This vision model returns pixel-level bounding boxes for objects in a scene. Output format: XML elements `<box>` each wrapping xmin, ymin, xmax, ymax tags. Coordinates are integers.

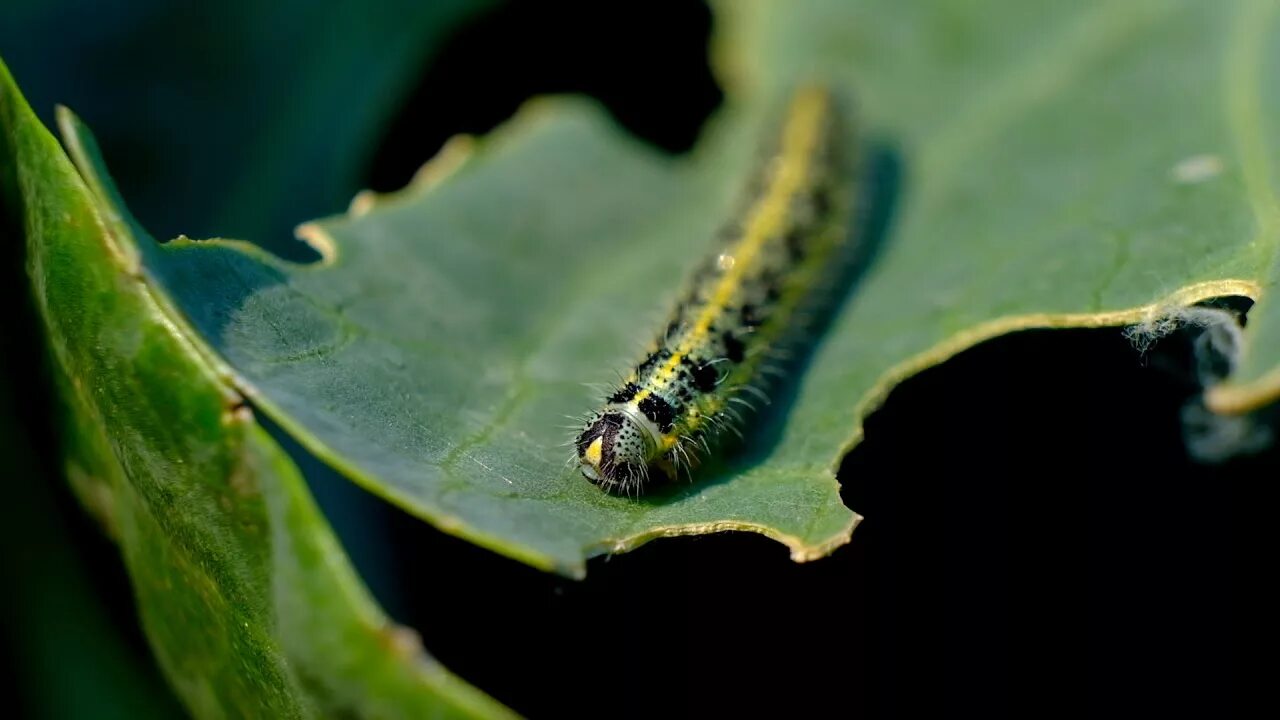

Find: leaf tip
<box><xmin>789</xmin><ymin>512</ymin><xmax>861</xmax><ymax>563</ymax></box>
<box><xmin>1205</xmin><ymin>373</ymin><xmax>1280</xmax><ymax>415</ymax></box>
<box><xmin>220</xmin><ymin>400</ymin><xmax>254</xmax><ymax>427</ymax></box>
<box><xmin>349</xmin><ymin>133</ymin><xmax>477</xmax><ymax>218</ymax></box>
<box><xmin>294</xmin><ymin>221</ymin><xmax>338</xmax><ymax>265</ymax></box>
<box><xmin>378</xmin><ymin>622</ymin><xmax>426</xmax><ymax>662</ymax></box>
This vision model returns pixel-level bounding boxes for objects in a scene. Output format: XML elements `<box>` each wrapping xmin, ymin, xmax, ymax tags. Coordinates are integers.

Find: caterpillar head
<box><xmin>575</xmin><ymin>409</ymin><xmax>656</xmax><ymax>494</ymax></box>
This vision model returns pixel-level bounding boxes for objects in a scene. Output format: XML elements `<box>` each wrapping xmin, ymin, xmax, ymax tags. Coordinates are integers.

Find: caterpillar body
<box><xmin>575</xmin><ymin>84</ymin><xmax>858</xmax><ymax>495</ymax></box>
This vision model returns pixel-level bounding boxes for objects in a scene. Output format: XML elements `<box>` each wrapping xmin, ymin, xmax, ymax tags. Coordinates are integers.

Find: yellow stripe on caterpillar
<box><xmin>574</xmin><ymin>83</ymin><xmax>857</xmax><ymax>496</ymax></box>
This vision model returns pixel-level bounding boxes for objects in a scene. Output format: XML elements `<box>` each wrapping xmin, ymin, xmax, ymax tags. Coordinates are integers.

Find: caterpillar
<box><xmin>575</xmin><ymin>84</ymin><xmax>858</xmax><ymax>495</ymax></box>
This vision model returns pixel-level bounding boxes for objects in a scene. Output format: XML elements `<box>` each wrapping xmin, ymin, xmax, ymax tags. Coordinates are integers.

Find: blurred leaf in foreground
<box><xmin>1</xmin><ymin>59</ymin><xmax>512</xmax><ymax>719</ymax></box>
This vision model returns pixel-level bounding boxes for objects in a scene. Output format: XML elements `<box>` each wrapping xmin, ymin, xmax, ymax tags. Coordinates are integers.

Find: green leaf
<box><xmin>1</xmin><ymin>59</ymin><xmax>512</xmax><ymax>719</ymax></box>
<box><xmin>136</xmin><ymin>104</ymin><xmax>860</xmax><ymax>578</ymax></box>
<box><xmin>94</xmin><ymin>0</ymin><xmax>1279</xmax><ymax>577</ymax></box>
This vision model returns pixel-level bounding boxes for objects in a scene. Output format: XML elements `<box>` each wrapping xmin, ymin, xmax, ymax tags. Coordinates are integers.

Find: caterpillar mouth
<box><xmin>575</xmin><ymin>411</ymin><xmax>653</xmax><ymax>491</ymax></box>
<box><xmin>576</xmin><ymin>412</ymin><xmax>622</xmax><ymax>484</ymax></box>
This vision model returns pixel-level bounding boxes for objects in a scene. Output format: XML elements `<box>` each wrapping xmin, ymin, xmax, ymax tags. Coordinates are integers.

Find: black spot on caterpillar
<box><xmin>575</xmin><ymin>84</ymin><xmax>859</xmax><ymax>495</ymax></box>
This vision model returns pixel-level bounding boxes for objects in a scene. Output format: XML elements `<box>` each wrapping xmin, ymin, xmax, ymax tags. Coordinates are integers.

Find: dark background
<box><xmin>1</xmin><ymin>1</ymin><xmax>1257</xmax><ymax>717</ymax></box>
